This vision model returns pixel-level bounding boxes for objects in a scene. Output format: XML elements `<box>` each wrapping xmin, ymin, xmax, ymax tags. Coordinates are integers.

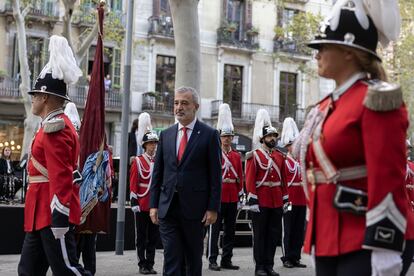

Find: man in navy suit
<box><xmin>150</xmin><ymin>86</ymin><xmax>222</xmax><ymax>276</ymax></box>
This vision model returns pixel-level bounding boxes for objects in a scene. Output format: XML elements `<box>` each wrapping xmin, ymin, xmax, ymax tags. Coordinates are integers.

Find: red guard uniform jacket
<box><xmin>24</xmin><ymin>111</ymin><xmax>81</xmax><ymax>232</ymax></box>
<box><xmin>405</xmin><ymin>160</ymin><xmax>414</xmax><ymax>240</ymax></box>
<box><xmin>284</xmin><ymin>154</ymin><xmax>306</xmax><ymax>206</ymax></box>
<box><xmin>130</xmin><ymin>154</ymin><xmax>154</xmax><ymax>212</ymax></box>
<box><xmin>303</xmin><ymin>79</ymin><xmax>408</xmax><ymax>256</ymax></box>
<box><xmin>221</xmin><ymin>149</ymin><xmax>243</xmax><ymax>203</ymax></box>
<box><xmin>245</xmin><ymin>148</ymin><xmax>287</xmax><ymax>208</ymax></box>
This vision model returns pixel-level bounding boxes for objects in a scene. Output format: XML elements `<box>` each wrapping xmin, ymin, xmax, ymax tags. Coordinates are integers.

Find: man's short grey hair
<box><xmin>175</xmin><ymin>86</ymin><xmax>199</xmax><ymax>104</ymax></box>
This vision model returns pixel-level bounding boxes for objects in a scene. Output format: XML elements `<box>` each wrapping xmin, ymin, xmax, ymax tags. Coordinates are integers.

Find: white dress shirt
<box><xmin>176</xmin><ymin>117</ymin><xmax>197</xmax><ymax>156</ymax></box>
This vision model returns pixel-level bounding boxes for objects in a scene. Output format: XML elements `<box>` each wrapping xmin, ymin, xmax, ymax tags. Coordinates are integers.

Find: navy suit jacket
<box><xmin>150</xmin><ymin>120</ymin><xmax>222</xmax><ymax>220</ymax></box>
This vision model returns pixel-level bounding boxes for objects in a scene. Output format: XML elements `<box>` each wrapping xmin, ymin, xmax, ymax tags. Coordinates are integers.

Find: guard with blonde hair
<box><xmin>293</xmin><ymin>1</ymin><xmax>408</xmax><ymax>275</ymax></box>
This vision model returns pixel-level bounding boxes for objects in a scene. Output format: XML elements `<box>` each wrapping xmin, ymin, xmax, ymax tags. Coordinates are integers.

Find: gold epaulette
<box><xmin>43</xmin><ymin>118</ymin><xmax>65</xmax><ymax>133</ymax></box>
<box><xmin>245</xmin><ymin>151</ymin><xmax>254</xmax><ymax>160</ymax></box>
<box><xmin>363</xmin><ymin>80</ymin><xmax>403</xmax><ymax>112</ymax></box>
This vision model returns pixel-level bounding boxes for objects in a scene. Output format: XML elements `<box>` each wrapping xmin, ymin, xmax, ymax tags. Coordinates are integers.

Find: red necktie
<box><xmin>177</xmin><ymin>127</ymin><xmax>188</xmax><ymax>162</ymax></box>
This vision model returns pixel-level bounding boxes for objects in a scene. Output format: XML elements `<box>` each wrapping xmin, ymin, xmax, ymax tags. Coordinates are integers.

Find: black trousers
<box><xmin>281</xmin><ymin>205</ymin><xmax>306</xmax><ymax>263</ymax></box>
<box><xmin>159</xmin><ymin>194</ymin><xmax>204</xmax><ymax>276</ymax></box>
<box><xmin>315</xmin><ymin>250</ymin><xmax>371</xmax><ymax>276</ymax></box>
<box><xmin>76</xmin><ymin>233</ymin><xmax>97</xmax><ymax>275</ymax></box>
<box><xmin>251</xmin><ymin>207</ymin><xmax>283</xmax><ymax>271</ymax></box>
<box><xmin>401</xmin><ymin>239</ymin><xmax>414</xmax><ymax>276</ymax></box>
<box><xmin>206</xmin><ymin>202</ymin><xmax>237</xmax><ymax>264</ymax></box>
<box><xmin>134</xmin><ymin>211</ymin><xmax>159</xmax><ymax>269</ymax></box>
<box><xmin>18</xmin><ymin>226</ymin><xmax>91</xmax><ymax>276</ymax></box>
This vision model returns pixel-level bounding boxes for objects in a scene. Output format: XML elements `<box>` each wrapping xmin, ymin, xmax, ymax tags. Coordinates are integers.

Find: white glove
<box><xmin>371</xmin><ymin>249</ymin><xmax>402</xmax><ymax>276</ymax></box>
<box><xmin>51</xmin><ymin>227</ymin><xmax>69</xmax><ymax>239</ymax></box>
<box><xmin>237</xmin><ymin>201</ymin><xmax>243</xmax><ymax>210</ymax></box>
<box><xmin>249</xmin><ymin>204</ymin><xmax>260</xmax><ymax>213</ymax></box>
<box><xmin>131</xmin><ymin>205</ymin><xmax>141</xmax><ymax>213</ymax></box>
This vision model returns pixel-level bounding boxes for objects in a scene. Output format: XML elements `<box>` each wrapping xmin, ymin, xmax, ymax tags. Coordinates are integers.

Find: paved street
<box><xmin>2</xmin><ymin>247</ymin><xmax>413</xmax><ymax>275</ymax></box>
<box><xmin>1</xmin><ymin>247</ymin><xmax>315</xmax><ymax>276</ymax></box>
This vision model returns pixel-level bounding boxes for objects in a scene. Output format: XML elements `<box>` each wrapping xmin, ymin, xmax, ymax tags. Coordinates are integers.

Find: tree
<box><xmin>169</xmin><ymin>0</ymin><xmax>201</xmax><ymax>93</ymax></box>
<box><xmin>381</xmin><ymin>0</ymin><xmax>414</xmax><ymax>136</ymax></box>
<box><xmin>11</xmin><ymin>0</ymin><xmax>124</xmax><ymax>158</ymax></box>
<box><xmin>11</xmin><ymin>0</ymin><xmax>41</xmax><ymax>159</ymax></box>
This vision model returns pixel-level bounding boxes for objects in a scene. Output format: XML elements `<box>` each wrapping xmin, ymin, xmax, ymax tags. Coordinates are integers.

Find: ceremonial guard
<box><xmin>402</xmin><ymin>140</ymin><xmax>414</xmax><ymax>275</ymax></box>
<box><xmin>292</xmin><ymin>1</ymin><xmax>408</xmax><ymax>275</ymax></box>
<box><xmin>279</xmin><ymin>117</ymin><xmax>307</xmax><ymax>269</ymax></box>
<box><xmin>130</xmin><ymin>112</ymin><xmax>159</xmax><ymax>275</ymax></box>
<box><xmin>206</xmin><ymin>103</ymin><xmax>243</xmax><ymax>271</ymax></box>
<box><xmin>245</xmin><ymin>109</ymin><xmax>289</xmax><ymax>276</ymax></box>
<box><xmin>18</xmin><ymin>35</ymin><xmax>90</xmax><ymax>275</ymax></box>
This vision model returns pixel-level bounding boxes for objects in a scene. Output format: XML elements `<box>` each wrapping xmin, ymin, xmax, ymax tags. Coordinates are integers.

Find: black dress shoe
<box><xmin>220</xmin><ymin>261</ymin><xmax>239</xmax><ymax>270</ymax></box>
<box><xmin>209</xmin><ymin>263</ymin><xmax>221</xmax><ymax>271</ymax></box>
<box><xmin>283</xmin><ymin>260</ymin><xmax>294</xmax><ymax>268</ymax></box>
<box><xmin>265</xmin><ymin>269</ymin><xmax>280</xmax><ymax>276</ymax></box>
<box><xmin>139</xmin><ymin>267</ymin><xmax>150</xmax><ymax>275</ymax></box>
<box><xmin>293</xmin><ymin>260</ymin><xmax>307</xmax><ymax>268</ymax></box>
<box><xmin>254</xmin><ymin>269</ymin><xmax>268</xmax><ymax>276</ymax></box>
<box><xmin>147</xmin><ymin>267</ymin><xmax>157</xmax><ymax>274</ymax></box>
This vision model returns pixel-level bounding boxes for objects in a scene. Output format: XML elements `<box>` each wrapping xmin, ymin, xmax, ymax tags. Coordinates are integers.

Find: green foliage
<box><xmin>74</xmin><ymin>0</ymin><xmax>125</xmax><ymax>47</ymax></box>
<box><xmin>381</xmin><ymin>0</ymin><xmax>414</xmax><ymax>135</ymax></box>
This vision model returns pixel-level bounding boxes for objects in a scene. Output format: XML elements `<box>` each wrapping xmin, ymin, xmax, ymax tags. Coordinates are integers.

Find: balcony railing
<box><xmin>211</xmin><ymin>100</ymin><xmax>279</xmax><ymax>122</ymax></box>
<box><xmin>68</xmin><ymin>85</ymin><xmax>122</xmax><ymax>109</ymax></box>
<box><xmin>217</xmin><ymin>27</ymin><xmax>259</xmax><ymax>50</ymax></box>
<box><xmin>0</xmin><ymin>79</ymin><xmax>122</xmax><ymax>109</ymax></box>
<box><xmin>211</xmin><ymin>100</ymin><xmax>306</xmax><ymax>126</ymax></box>
<box><xmin>0</xmin><ymin>78</ymin><xmax>20</xmax><ymax>98</ymax></box>
<box><xmin>141</xmin><ymin>92</ymin><xmax>174</xmax><ymax>116</ymax></box>
<box><xmin>148</xmin><ymin>15</ymin><xmax>174</xmax><ymax>39</ymax></box>
<box><xmin>273</xmin><ymin>38</ymin><xmax>312</xmax><ymax>56</ymax></box>
<box><xmin>4</xmin><ymin>1</ymin><xmax>59</xmax><ymax>18</ymax></box>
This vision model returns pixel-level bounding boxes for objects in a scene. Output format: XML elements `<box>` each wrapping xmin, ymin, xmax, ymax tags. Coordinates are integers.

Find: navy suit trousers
<box><xmin>159</xmin><ymin>194</ymin><xmax>204</xmax><ymax>276</ymax></box>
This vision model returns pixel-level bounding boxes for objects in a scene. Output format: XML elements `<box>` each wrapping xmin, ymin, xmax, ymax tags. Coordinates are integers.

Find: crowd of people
<box><xmin>13</xmin><ymin>0</ymin><xmax>414</xmax><ymax>276</ymax></box>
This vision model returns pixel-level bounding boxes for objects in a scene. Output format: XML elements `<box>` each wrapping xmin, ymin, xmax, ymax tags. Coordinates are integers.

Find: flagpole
<box><xmin>115</xmin><ymin>0</ymin><xmax>133</xmax><ymax>255</ymax></box>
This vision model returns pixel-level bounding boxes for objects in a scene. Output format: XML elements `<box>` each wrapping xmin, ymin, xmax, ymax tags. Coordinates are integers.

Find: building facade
<box><xmin>0</xmin><ymin>0</ymin><xmax>333</xmax><ymax>158</ymax></box>
<box><xmin>129</xmin><ymin>0</ymin><xmax>333</xmax><ymax>153</ymax></box>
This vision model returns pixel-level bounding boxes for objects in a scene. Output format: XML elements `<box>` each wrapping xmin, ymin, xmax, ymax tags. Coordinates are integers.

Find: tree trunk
<box><xmin>12</xmin><ymin>0</ymin><xmax>41</xmax><ymax>159</ymax></box>
<box><xmin>61</xmin><ymin>0</ymin><xmax>77</xmax><ymax>50</ymax></box>
<box><xmin>169</xmin><ymin>0</ymin><xmax>201</xmax><ymax>93</ymax></box>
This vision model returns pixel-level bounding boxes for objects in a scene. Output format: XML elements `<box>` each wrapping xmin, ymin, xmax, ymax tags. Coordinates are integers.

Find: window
<box><xmin>109</xmin><ymin>0</ymin><xmax>122</xmax><ymax>11</ymax></box>
<box><xmin>223</xmin><ymin>64</ymin><xmax>243</xmax><ymax>118</ymax></box>
<box><xmin>226</xmin><ymin>0</ymin><xmax>245</xmax><ymax>40</ymax></box>
<box><xmin>279</xmin><ymin>72</ymin><xmax>297</xmax><ymax>121</ymax></box>
<box><xmin>112</xmin><ymin>49</ymin><xmax>121</xmax><ymax>87</ymax></box>
<box><xmin>12</xmin><ymin>36</ymin><xmax>47</xmax><ymax>85</ymax></box>
<box><xmin>160</xmin><ymin>0</ymin><xmax>171</xmax><ymax>16</ymax></box>
<box><xmin>155</xmin><ymin>55</ymin><xmax>176</xmax><ymax>94</ymax></box>
<box><xmin>279</xmin><ymin>8</ymin><xmax>299</xmax><ymax>39</ymax></box>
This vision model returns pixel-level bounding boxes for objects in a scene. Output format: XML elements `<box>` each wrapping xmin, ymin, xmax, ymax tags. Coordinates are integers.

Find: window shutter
<box><xmin>222</xmin><ymin>0</ymin><xmax>228</xmax><ymax>21</ymax></box>
<box><xmin>245</xmin><ymin>0</ymin><xmax>252</xmax><ymax>28</ymax></box>
<box><xmin>153</xmin><ymin>0</ymin><xmax>160</xmax><ymax>17</ymax></box>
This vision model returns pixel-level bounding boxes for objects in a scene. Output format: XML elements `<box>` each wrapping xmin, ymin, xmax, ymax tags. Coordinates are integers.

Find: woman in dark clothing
<box><xmin>0</xmin><ymin>146</ymin><xmax>15</xmax><ymax>200</ymax></box>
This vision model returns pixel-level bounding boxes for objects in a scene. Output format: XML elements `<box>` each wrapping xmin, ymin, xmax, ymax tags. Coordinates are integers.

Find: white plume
<box><xmin>252</xmin><ymin>109</ymin><xmax>272</xmax><ymax>150</ymax></box>
<box><xmin>136</xmin><ymin>112</ymin><xmax>153</xmax><ymax>145</ymax></box>
<box><xmin>217</xmin><ymin>103</ymin><xmax>234</xmax><ymax>132</ymax></box>
<box><xmin>39</xmin><ymin>35</ymin><xmax>82</xmax><ymax>84</ymax></box>
<box><xmin>64</xmin><ymin>102</ymin><xmax>81</xmax><ymax>131</ymax></box>
<box><xmin>363</xmin><ymin>0</ymin><xmax>401</xmax><ymax>47</ymax></box>
<box><xmin>328</xmin><ymin>0</ymin><xmax>401</xmax><ymax>48</ymax></box>
<box><xmin>280</xmin><ymin>117</ymin><xmax>299</xmax><ymax>147</ymax></box>
<box><xmin>328</xmin><ymin>0</ymin><xmax>369</xmax><ymax>31</ymax></box>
